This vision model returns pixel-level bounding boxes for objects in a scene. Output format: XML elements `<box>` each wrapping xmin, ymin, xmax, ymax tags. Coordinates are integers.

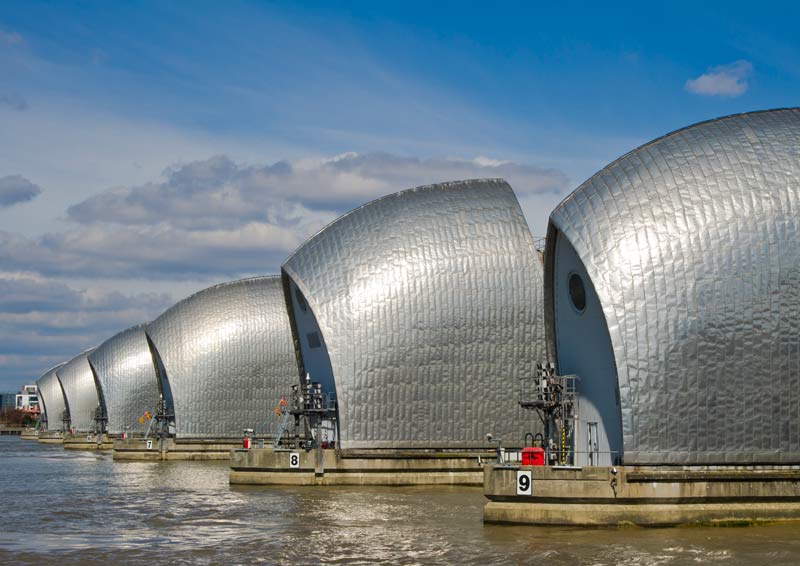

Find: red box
<box><xmin>521</xmin><ymin>447</ymin><xmax>545</xmax><ymax>466</ymax></box>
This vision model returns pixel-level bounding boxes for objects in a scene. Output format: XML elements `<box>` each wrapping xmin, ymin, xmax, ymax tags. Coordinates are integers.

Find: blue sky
<box><xmin>0</xmin><ymin>0</ymin><xmax>798</xmax><ymax>390</ymax></box>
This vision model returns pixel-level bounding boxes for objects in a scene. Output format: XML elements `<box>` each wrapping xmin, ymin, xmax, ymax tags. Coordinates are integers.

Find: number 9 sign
<box><xmin>289</xmin><ymin>452</ymin><xmax>300</xmax><ymax>468</ymax></box>
<box><xmin>516</xmin><ymin>470</ymin><xmax>532</xmax><ymax>496</ymax></box>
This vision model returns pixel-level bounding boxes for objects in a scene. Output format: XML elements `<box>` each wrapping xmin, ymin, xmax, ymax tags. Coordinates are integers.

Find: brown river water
<box><xmin>2</xmin><ymin>436</ymin><xmax>800</xmax><ymax>565</ymax></box>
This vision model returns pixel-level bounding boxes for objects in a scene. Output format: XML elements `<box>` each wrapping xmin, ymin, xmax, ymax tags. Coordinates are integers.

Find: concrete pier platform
<box><xmin>483</xmin><ymin>464</ymin><xmax>800</xmax><ymax>527</ymax></box>
<box><xmin>63</xmin><ymin>433</ymin><xmax>114</xmax><ymax>450</ymax></box>
<box><xmin>20</xmin><ymin>427</ymin><xmax>39</xmax><ymax>440</ymax></box>
<box><xmin>230</xmin><ymin>448</ymin><xmax>494</xmax><ymax>486</ymax></box>
<box><xmin>113</xmin><ymin>437</ymin><xmax>240</xmax><ymax>461</ymax></box>
<box><xmin>37</xmin><ymin>431</ymin><xmax>64</xmax><ymax>444</ymax></box>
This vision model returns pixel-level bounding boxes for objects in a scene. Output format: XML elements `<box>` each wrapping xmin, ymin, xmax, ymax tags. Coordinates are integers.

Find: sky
<box><xmin>0</xmin><ymin>0</ymin><xmax>799</xmax><ymax>391</ymax></box>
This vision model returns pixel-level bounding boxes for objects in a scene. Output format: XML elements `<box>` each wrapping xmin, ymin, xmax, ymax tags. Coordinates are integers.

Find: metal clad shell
<box><xmin>36</xmin><ymin>365</ymin><xmax>67</xmax><ymax>431</ymax></box>
<box><xmin>548</xmin><ymin>108</ymin><xmax>800</xmax><ymax>464</ymax></box>
<box><xmin>89</xmin><ymin>324</ymin><xmax>160</xmax><ymax>435</ymax></box>
<box><xmin>145</xmin><ymin>276</ymin><xmax>297</xmax><ymax>438</ymax></box>
<box><xmin>283</xmin><ymin>179</ymin><xmax>545</xmax><ymax>449</ymax></box>
<box><xmin>56</xmin><ymin>350</ymin><xmax>99</xmax><ymax>432</ymax></box>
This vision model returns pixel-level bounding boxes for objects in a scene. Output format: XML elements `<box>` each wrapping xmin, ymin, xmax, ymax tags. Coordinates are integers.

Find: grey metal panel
<box><xmin>145</xmin><ymin>276</ymin><xmax>297</xmax><ymax>439</ymax></box>
<box><xmin>36</xmin><ymin>364</ymin><xmax>67</xmax><ymax>431</ymax></box>
<box><xmin>56</xmin><ymin>349</ymin><xmax>99</xmax><ymax>432</ymax></box>
<box><xmin>547</xmin><ymin>108</ymin><xmax>800</xmax><ymax>464</ymax></box>
<box><xmin>283</xmin><ymin>179</ymin><xmax>545</xmax><ymax>449</ymax></box>
<box><xmin>89</xmin><ymin>324</ymin><xmax>159</xmax><ymax>435</ymax></box>
<box><xmin>553</xmin><ymin>234</ymin><xmax>621</xmax><ymax>467</ymax></box>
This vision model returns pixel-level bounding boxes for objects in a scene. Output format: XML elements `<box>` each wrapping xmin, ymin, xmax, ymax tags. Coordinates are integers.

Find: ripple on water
<box><xmin>3</xmin><ymin>437</ymin><xmax>800</xmax><ymax>565</ymax></box>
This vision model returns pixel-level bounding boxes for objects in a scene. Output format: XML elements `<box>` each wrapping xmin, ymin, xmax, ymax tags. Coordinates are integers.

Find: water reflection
<box><xmin>2</xmin><ymin>437</ymin><xmax>800</xmax><ymax>565</ymax></box>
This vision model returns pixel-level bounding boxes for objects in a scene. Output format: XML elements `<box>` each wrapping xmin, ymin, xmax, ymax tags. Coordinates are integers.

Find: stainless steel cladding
<box><xmin>546</xmin><ymin>108</ymin><xmax>800</xmax><ymax>465</ymax></box>
<box><xmin>36</xmin><ymin>365</ymin><xmax>67</xmax><ymax>431</ymax></box>
<box><xmin>56</xmin><ymin>350</ymin><xmax>99</xmax><ymax>432</ymax></box>
<box><xmin>145</xmin><ymin>276</ymin><xmax>298</xmax><ymax>439</ymax></box>
<box><xmin>89</xmin><ymin>324</ymin><xmax>159</xmax><ymax>435</ymax></box>
<box><xmin>283</xmin><ymin>179</ymin><xmax>545</xmax><ymax>449</ymax></box>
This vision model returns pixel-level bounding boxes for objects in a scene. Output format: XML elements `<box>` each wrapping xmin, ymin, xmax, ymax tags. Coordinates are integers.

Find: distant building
<box><xmin>15</xmin><ymin>384</ymin><xmax>40</xmax><ymax>415</ymax></box>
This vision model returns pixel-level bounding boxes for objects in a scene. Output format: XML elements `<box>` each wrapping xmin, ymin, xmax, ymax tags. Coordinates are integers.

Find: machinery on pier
<box><xmin>93</xmin><ymin>405</ymin><xmax>107</xmax><ymax>437</ymax></box>
<box><xmin>273</xmin><ymin>374</ymin><xmax>337</xmax><ymax>451</ymax></box>
<box><xmin>520</xmin><ymin>362</ymin><xmax>578</xmax><ymax>466</ymax></box>
<box><xmin>150</xmin><ymin>394</ymin><xmax>174</xmax><ymax>443</ymax></box>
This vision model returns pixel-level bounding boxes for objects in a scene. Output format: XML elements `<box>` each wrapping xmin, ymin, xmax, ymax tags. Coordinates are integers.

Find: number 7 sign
<box><xmin>516</xmin><ymin>470</ymin><xmax>532</xmax><ymax>496</ymax></box>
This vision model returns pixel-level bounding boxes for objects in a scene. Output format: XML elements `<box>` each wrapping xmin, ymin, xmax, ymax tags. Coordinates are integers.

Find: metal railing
<box><xmin>496</xmin><ymin>447</ymin><xmax>622</xmax><ymax>467</ymax></box>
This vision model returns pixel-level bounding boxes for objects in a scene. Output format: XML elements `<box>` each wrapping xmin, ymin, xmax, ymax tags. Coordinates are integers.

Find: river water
<box><xmin>2</xmin><ymin>437</ymin><xmax>800</xmax><ymax>565</ymax></box>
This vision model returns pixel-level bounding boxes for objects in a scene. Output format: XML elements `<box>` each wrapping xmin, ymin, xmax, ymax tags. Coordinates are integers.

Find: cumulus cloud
<box><xmin>69</xmin><ymin>153</ymin><xmax>567</xmax><ymax>227</ymax></box>
<box><xmin>0</xmin><ymin>93</ymin><xmax>28</xmax><ymax>111</ymax></box>
<box><xmin>0</xmin><ymin>174</ymin><xmax>41</xmax><ymax>207</ymax></box>
<box><xmin>28</xmin><ymin>152</ymin><xmax>566</xmax><ymax>279</ymax></box>
<box><xmin>685</xmin><ymin>60</ymin><xmax>753</xmax><ymax>97</ymax></box>
<box><xmin>0</xmin><ymin>151</ymin><xmax>569</xmax><ymax>387</ymax></box>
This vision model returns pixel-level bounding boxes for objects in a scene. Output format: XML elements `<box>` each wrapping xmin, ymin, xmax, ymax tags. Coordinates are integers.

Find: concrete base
<box><xmin>113</xmin><ymin>437</ymin><xmax>240</xmax><ymax>461</ymax></box>
<box><xmin>483</xmin><ymin>465</ymin><xmax>800</xmax><ymax>527</ymax></box>
<box><xmin>63</xmin><ymin>433</ymin><xmax>114</xmax><ymax>450</ymax></box>
<box><xmin>20</xmin><ymin>428</ymin><xmax>39</xmax><ymax>440</ymax></box>
<box><xmin>230</xmin><ymin>448</ymin><xmax>493</xmax><ymax>486</ymax></box>
<box><xmin>37</xmin><ymin>431</ymin><xmax>64</xmax><ymax>444</ymax></box>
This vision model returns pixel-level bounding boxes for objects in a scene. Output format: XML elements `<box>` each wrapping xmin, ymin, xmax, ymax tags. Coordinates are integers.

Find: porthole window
<box><xmin>568</xmin><ymin>272</ymin><xmax>586</xmax><ymax>313</ymax></box>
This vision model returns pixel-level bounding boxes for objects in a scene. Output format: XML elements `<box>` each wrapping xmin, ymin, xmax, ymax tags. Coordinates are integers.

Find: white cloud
<box><xmin>21</xmin><ymin>152</ymin><xmax>567</xmax><ymax>279</ymax></box>
<box><xmin>0</xmin><ymin>151</ymin><xmax>570</xmax><ymax>388</ymax></box>
<box><xmin>685</xmin><ymin>60</ymin><xmax>753</xmax><ymax>97</ymax></box>
<box><xmin>0</xmin><ymin>101</ymin><xmax>298</xmax><ymax>238</ymax></box>
<box><xmin>69</xmin><ymin>152</ymin><xmax>567</xmax><ymax>225</ymax></box>
<box><xmin>0</xmin><ymin>175</ymin><xmax>41</xmax><ymax>207</ymax></box>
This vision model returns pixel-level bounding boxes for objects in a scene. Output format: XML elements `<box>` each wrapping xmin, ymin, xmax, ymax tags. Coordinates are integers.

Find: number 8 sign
<box><xmin>289</xmin><ymin>452</ymin><xmax>300</xmax><ymax>468</ymax></box>
<box><xmin>516</xmin><ymin>470</ymin><xmax>532</xmax><ymax>496</ymax></box>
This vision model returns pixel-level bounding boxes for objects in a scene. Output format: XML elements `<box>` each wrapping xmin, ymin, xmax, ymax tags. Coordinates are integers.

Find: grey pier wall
<box><xmin>483</xmin><ymin>464</ymin><xmax>800</xmax><ymax>526</ymax></box>
<box><xmin>230</xmin><ymin>447</ymin><xmax>495</xmax><ymax>486</ymax></box>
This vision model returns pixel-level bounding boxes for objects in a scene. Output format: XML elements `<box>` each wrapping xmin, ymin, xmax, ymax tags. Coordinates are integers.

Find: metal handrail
<box><xmin>498</xmin><ymin>447</ymin><xmax>622</xmax><ymax>465</ymax></box>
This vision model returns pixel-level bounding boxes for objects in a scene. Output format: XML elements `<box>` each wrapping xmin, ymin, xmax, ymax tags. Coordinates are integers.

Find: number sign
<box><xmin>516</xmin><ymin>469</ymin><xmax>532</xmax><ymax>496</ymax></box>
<box><xmin>289</xmin><ymin>452</ymin><xmax>300</xmax><ymax>469</ymax></box>
<box><xmin>146</xmin><ymin>439</ymin><xmax>153</xmax><ymax>450</ymax></box>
